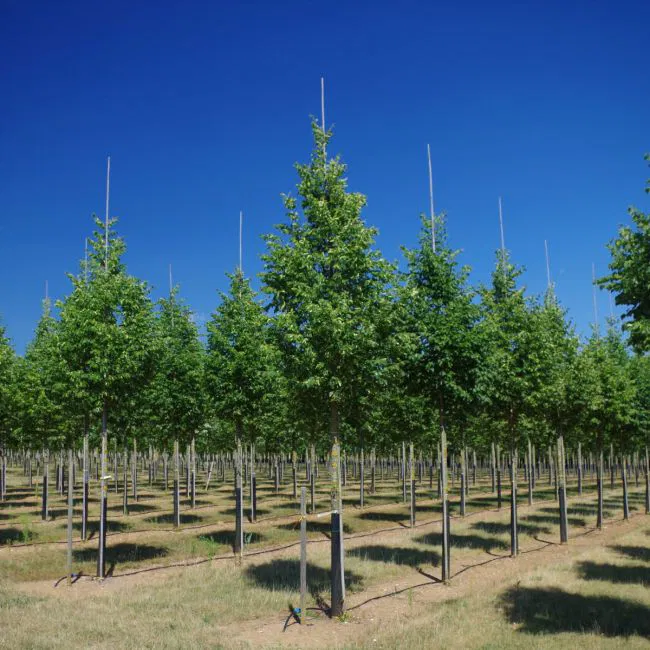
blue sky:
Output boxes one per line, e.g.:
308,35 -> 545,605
1,0 -> 648,352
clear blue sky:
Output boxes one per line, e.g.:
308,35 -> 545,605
1,0 -> 648,353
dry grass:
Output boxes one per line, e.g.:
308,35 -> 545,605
2,462 -> 649,649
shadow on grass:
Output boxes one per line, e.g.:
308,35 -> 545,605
358,511 -> 408,524
610,545 -> 650,563
73,542 -> 169,565
245,558 -> 363,595
500,586 -> 650,637
348,544 -> 440,567
277,520 -> 353,536
197,530 -> 266,550
539,505 -> 608,517
343,493 -> 396,505
109,503 -> 158,514
220,507 -> 270,518
577,561 -> 650,585
472,520 -> 551,537
69,520 -> 130,539
417,531 -> 508,552
523,514 -> 587,527
269,502 -> 300,512
144,513 -> 203,525
0,527 -> 33,545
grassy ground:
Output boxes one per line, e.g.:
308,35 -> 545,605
1,461 -> 649,648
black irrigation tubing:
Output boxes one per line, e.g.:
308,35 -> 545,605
48,490 -> 646,589
1,482 -> 640,551
338,511 -> 649,615
0,478 -> 408,528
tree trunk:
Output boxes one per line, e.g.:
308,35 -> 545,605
234,431 -> 244,558
410,442 -> 416,526
510,447 -> 518,557
557,435 -> 568,544
622,455 -> 630,520
97,400 -> 108,578
82,426 -> 88,540
597,449 -> 604,530
329,401 -> 345,617
440,427 -> 451,581
173,440 -> 180,528
123,449 -> 129,515
66,448 -> 74,585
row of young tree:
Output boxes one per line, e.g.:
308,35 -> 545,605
0,123 -> 648,612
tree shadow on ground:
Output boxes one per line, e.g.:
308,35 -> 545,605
244,558 -> 363,595
472,520 -> 551,537
577,561 -> 650,585
277,520 -> 353,536
144,513 -> 203,525
358,511 -> 408,524
343,494 -> 397,505
220,507 -> 270,518
73,542 -> 169,565
500,585 -> 650,637
539,505 -> 608,517
610,545 -> 650,563
522,514 -> 587,527
109,503 -> 158,514
186,499 -> 213,506
416,531 -> 509,552
0,527 -> 33,545
347,544 -> 440,567
70,520 -> 130,538
271,502 -> 300,512
415,503 -> 442,513
5,501 -> 37,509
197,530 -> 266,550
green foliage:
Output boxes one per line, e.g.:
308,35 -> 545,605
143,287 -> 205,449
16,298 -> 67,449
261,122 -> 392,446
478,250 -> 549,448
397,214 -> 482,446
206,271 -> 282,447
0,323 -> 18,448
598,155 -> 650,353
56,217 -> 155,440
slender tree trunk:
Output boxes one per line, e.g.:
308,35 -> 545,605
123,449 -> 129,515
173,440 -> 180,528
191,437 -> 196,509
490,442 -> 496,494
329,401 -> 345,617
41,450 -> 49,521
234,429 -> 244,558
622,455 -> 630,520
597,448 -> 604,530
410,441 -> 416,527
645,446 -> 650,516
510,447 -> 518,557
496,444 -> 502,510
577,442 -> 583,496
440,426 -> 450,581
66,448 -> 74,585
527,438 -> 533,506
459,447 -> 466,517
359,444 -> 364,508
558,435 -> 568,543
97,400 -> 108,578
132,437 -> 137,501
250,443 -> 257,522
82,424 -> 88,540
401,441 -> 407,503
